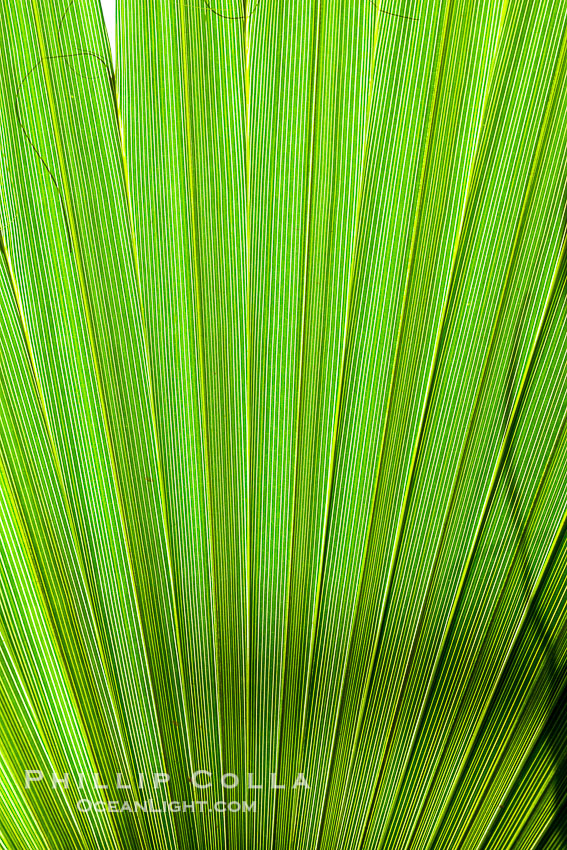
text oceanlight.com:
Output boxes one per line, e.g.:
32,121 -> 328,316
77,799 -> 257,814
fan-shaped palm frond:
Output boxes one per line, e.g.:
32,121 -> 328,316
0,1 -> 566,849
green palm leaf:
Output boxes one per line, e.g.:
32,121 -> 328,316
0,0 -> 566,848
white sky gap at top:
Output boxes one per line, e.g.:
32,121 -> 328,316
100,0 -> 116,61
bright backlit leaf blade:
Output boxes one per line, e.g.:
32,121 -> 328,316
117,0 -> 249,846
316,3 -> 567,849
0,1 -> 194,847
0,0 -> 566,849
247,0 -> 376,846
